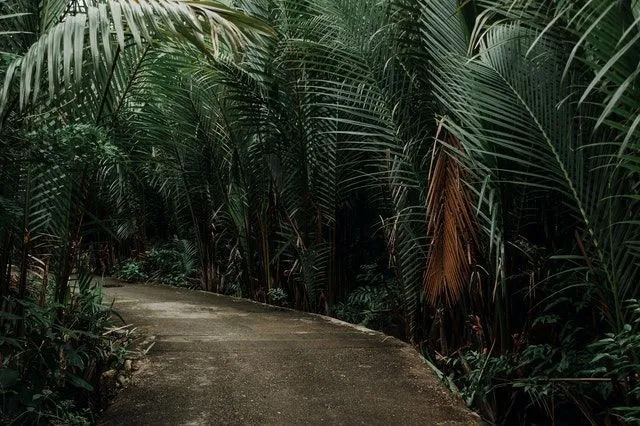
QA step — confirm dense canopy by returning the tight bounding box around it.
[1,0,640,424]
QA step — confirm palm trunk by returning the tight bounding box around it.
[0,229,12,301]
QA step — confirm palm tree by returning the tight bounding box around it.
[0,0,270,305]
[2,0,640,423]
[419,0,640,420]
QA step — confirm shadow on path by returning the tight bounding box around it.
[99,280,476,425]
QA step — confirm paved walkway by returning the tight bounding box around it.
[99,281,475,425]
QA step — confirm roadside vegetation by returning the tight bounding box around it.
[2,0,640,424]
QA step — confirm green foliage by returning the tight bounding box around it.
[267,288,288,307]
[334,264,401,331]
[586,300,640,423]
[334,286,392,330]
[116,240,198,286]
[27,124,112,167]
[0,0,272,424]
[439,299,640,423]
[0,0,272,114]
[3,0,640,423]
[116,260,147,283]
[145,240,197,287]
[0,285,120,425]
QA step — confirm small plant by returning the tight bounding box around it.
[584,300,640,423]
[116,260,147,283]
[0,278,126,424]
[267,288,288,307]
[334,286,393,329]
[146,240,197,287]
[333,263,401,331]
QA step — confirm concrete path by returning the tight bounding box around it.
[99,282,475,425]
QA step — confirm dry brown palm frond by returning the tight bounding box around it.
[424,129,476,306]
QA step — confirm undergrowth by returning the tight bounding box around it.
[430,300,640,424]
[0,278,127,425]
[115,240,197,287]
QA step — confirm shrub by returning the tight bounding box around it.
[334,286,394,329]
[267,288,288,307]
[585,300,640,423]
[333,264,401,331]
[0,283,125,424]
[116,260,147,283]
[145,240,196,287]
[436,300,640,424]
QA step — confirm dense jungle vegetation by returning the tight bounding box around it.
[1,0,640,423]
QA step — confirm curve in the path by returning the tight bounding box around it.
[100,282,476,425]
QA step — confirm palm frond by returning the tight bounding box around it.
[424,132,476,305]
[0,0,272,113]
